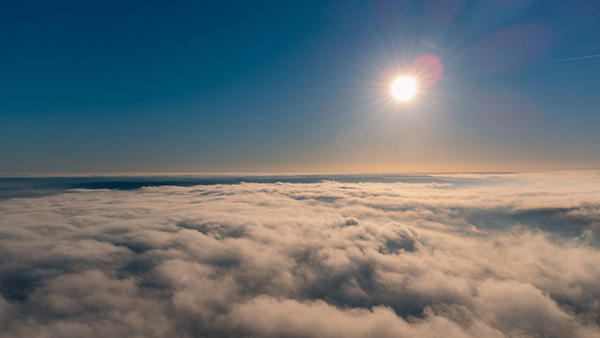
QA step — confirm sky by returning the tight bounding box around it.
[1,0,600,174]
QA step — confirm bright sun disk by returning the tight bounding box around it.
[392,76,417,101]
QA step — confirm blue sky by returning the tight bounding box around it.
[1,0,600,174]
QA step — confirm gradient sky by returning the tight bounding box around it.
[1,0,600,174]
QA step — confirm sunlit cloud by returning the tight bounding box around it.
[1,173,599,337]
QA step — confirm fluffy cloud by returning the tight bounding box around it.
[1,173,600,337]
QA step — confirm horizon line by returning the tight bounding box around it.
[0,169,598,178]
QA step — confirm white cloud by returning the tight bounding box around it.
[1,173,600,337]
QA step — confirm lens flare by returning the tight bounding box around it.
[391,76,417,101]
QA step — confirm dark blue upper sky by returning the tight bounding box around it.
[2,0,600,174]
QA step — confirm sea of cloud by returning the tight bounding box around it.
[1,173,600,337]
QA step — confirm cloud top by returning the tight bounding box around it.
[1,173,600,337]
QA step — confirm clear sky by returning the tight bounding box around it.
[1,0,600,174]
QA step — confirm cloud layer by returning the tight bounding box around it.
[1,173,600,337]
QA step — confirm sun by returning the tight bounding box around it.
[391,76,417,101]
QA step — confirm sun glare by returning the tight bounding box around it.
[392,76,417,101]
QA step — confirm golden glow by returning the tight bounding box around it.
[391,76,417,101]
